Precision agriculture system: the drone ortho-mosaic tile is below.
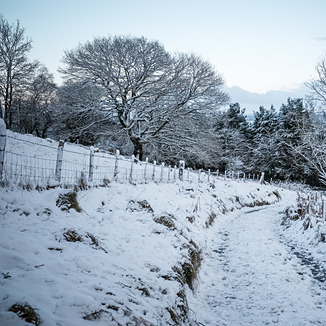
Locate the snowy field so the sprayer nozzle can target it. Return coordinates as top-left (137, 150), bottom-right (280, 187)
top-left (1, 131), bottom-right (326, 325)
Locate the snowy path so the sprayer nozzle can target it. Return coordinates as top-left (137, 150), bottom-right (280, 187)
top-left (188, 202), bottom-right (326, 326)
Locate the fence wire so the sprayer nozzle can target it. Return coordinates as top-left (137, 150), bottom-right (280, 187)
top-left (1, 132), bottom-right (262, 189)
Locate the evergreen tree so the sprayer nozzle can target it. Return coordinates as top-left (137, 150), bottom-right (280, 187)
top-left (275, 98), bottom-right (314, 182)
top-left (214, 103), bottom-right (251, 173)
top-left (250, 106), bottom-right (278, 180)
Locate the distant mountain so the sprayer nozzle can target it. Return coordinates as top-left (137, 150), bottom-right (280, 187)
top-left (226, 84), bottom-right (310, 114)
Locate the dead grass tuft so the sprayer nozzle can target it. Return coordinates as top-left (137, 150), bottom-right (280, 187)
top-left (9, 303), bottom-right (41, 325)
top-left (154, 214), bottom-right (176, 230)
top-left (127, 200), bottom-right (154, 213)
top-left (56, 192), bottom-right (82, 212)
top-left (205, 212), bottom-right (217, 228)
top-left (63, 229), bottom-right (83, 242)
top-left (82, 309), bottom-right (106, 320)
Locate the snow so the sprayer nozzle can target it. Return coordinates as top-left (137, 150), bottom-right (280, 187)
top-left (1, 131), bottom-right (326, 325)
top-left (188, 203), bottom-right (326, 325)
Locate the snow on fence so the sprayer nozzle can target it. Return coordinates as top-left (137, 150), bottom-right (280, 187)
top-left (0, 119), bottom-right (263, 188)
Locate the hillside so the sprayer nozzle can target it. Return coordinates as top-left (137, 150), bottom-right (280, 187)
top-left (1, 132), bottom-right (326, 325)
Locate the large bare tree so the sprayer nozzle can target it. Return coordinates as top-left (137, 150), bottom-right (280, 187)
top-left (59, 36), bottom-right (229, 160)
top-left (0, 16), bottom-right (38, 128)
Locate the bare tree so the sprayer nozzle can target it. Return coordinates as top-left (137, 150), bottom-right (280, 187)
top-left (53, 81), bottom-right (117, 145)
top-left (17, 65), bottom-right (57, 137)
top-left (290, 130), bottom-right (326, 185)
top-left (0, 16), bottom-right (38, 128)
top-left (306, 54), bottom-right (326, 106)
top-left (59, 36), bottom-right (229, 160)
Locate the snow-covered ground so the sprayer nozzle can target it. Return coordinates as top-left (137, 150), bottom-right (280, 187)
top-left (1, 131), bottom-right (326, 325)
top-left (188, 202), bottom-right (326, 325)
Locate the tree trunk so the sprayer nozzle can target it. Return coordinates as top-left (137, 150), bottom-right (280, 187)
top-left (131, 136), bottom-right (144, 161)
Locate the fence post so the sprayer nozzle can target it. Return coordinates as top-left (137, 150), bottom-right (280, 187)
top-left (114, 150), bottom-right (120, 180)
top-left (168, 165), bottom-right (171, 182)
top-left (208, 169), bottom-right (210, 182)
top-left (55, 140), bottom-right (64, 182)
top-left (160, 162), bottom-right (164, 182)
top-left (152, 160), bottom-right (156, 181)
top-left (187, 167), bottom-right (190, 181)
top-left (144, 157), bottom-right (148, 181)
top-left (130, 155), bottom-right (135, 182)
top-left (0, 118), bottom-right (6, 180)
top-left (88, 146), bottom-right (94, 182)
top-left (173, 165), bottom-right (176, 181)
top-left (198, 169), bottom-right (201, 182)
top-left (179, 160), bottom-right (185, 181)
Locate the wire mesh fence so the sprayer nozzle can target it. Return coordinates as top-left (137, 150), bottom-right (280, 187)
top-left (0, 122), bottom-right (263, 189)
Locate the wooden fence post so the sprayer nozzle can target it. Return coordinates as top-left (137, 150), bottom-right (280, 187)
top-left (144, 157), bottom-right (148, 181)
top-left (179, 160), bottom-right (185, 181)
top-left (168, 165), bottom-right (171, 182)
top-left (160, 162), bottom-right (164, 182)
top-left (0, 118), bottom-right (6, 180)
top-left (130, 155), bottom-right (135, 182)
top-left (114, 150), bottom-right (120, 180)
top-left (152, 160), bottom-right (156, 181)
top-left (88, 146), bottom-right (94, 182)
top-left (173, 165), bottom-right (176, 181)
top-left (55, 140), bottom-right (64, 182)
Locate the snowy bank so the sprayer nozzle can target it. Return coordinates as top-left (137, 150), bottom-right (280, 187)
top-left (0, 178), bottom-right (288, 325)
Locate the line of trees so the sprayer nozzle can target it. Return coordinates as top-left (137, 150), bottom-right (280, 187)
top-left (2, 15), bottom-right (326, 186)
top-left (213, 99), bottom-right (326, 185)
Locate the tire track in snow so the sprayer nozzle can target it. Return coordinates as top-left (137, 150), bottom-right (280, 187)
top-left (188, 203), bottom-right (326, 326)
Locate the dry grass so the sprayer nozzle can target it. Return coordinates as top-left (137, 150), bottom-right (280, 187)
top-left (56, 192), bottom-right (82, 212)
top-left (63, 229), bottom-right (83, 242)
top-left (154, 214), bottom-right (176, 230)
top-left (9, 303), bottom-right (41, 325)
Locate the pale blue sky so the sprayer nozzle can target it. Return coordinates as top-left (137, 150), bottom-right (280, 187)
top-left (1, 0), bottom-right (326, 94)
